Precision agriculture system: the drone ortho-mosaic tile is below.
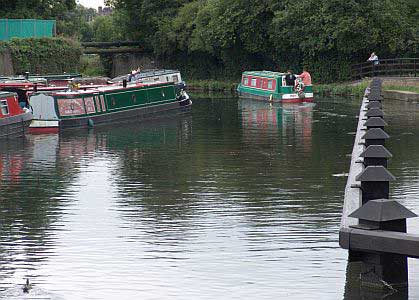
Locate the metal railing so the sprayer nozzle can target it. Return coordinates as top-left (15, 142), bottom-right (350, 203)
top-left (351, 58), bottom-right (418, 80)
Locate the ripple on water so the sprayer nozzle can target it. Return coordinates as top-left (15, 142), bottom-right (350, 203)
top-left (0, 97), bottom-right (417, 299)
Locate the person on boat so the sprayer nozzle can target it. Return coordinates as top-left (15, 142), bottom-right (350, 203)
top-left (284, 70), bottom-right (296, 86)
top-left (128, 69), bottom-right (137, 82)
top-left (298, 68), bottom-right (312, 86)
top-left (367, 52), bottom-right (379, 65)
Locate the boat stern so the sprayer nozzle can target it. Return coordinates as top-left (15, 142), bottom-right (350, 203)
top-left (28, 120), bottom-right (60, 134)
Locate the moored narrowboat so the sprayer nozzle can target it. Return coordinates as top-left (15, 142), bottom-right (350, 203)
top-left (111, 69), bottom-right (186, 92)
top-left (0, 91), bottom-right (33, 138)
top-left (28, 81), bottom-right (191, 133)
top-left (237, 71), bottom-right (314, 103)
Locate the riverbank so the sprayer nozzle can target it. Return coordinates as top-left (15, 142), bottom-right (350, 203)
top-left (79, 59), bottom-right (419, 100)
top-left (187, 78), bottom-right (419, 99)
top-left (187, 80), bottom-right (238, 92)
top-left (316, 77), bottom-right (419, 98)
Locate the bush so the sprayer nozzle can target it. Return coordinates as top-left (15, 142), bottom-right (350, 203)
top-left (187, 79), bottom-right (238, 92)
top-left (80, 54), bottom-right (106, 76)
top-left (4, 37), bottom-right (82, 74)
top-left (315, 81), bottom-right (370, 97)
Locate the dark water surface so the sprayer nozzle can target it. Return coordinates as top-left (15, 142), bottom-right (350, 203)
top-left (0, 95), bottom-right (418, 299)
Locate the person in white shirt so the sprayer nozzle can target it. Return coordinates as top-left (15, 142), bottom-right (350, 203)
top-left (367, 52), bottom-right (379, 65)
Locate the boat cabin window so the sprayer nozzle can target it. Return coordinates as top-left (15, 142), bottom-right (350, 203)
top-left (243, 77), bottom-right (249, 85)
top-left (267, 80), bottom-right (273, 90)
top-left (251, 78), bottom-right (257, 87)
top-left (0, 100), bottom-right (9, 115)
top-left (172, 75), bottom-right (179, 83)
top-left (262, 79), bottom-right (268, 89)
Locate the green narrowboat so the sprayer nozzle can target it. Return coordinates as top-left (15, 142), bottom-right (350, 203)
top-left (28, 81), bottom-right (191, 133)
top-left (237, 71), bottom-right (314, 103)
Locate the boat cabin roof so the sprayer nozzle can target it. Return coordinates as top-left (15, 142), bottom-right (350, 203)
top-left (110, 69), bottom-right (181, 83)
top-left (52, 81), bottom-right (171, 97)
top-left (0, 73), bottom-right (81, 81)
top-left (134, 69), bottom-right (180, 78)
top-left (242, 71), bottom-right (286, 79)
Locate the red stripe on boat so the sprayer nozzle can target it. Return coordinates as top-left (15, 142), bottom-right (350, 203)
top-left (28, 127), bottom-right (59, 134)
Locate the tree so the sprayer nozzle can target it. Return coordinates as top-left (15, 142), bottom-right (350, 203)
top-left (270, 0), bottom-right (417, 81)
top-left (103, 0), bottom-right (419, 81)
top-left (56, 5), bottom-right (97, 39)
top-left (0, 0), bottom-right (76, 19)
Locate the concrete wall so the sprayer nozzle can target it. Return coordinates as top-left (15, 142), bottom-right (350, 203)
top-left (383, 90), bottom-right (419, 102)
top-left (0, 48), bottom-right (14, 75)
top-left (111, 53), bottom-right (162, 78)
top-left (381, 77), bottom-right (419, 87)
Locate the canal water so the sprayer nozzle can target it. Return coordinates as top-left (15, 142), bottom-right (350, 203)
top-left (0, 95), bottom-right (418, 299)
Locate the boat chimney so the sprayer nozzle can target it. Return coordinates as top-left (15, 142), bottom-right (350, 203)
top-left (123, 79), bottom-right (127, 88)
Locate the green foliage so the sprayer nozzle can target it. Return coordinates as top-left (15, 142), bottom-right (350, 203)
top-left (0, 1), bottom-right (97, 43)
top-left (315, 79), bottom-right (419, 97)
top-left (1, 0), bottom-right (417, 82)
top-left (187, 79), bottom-right (238, 92)
top-left (91, 15), bottom-right (124, 42)
top-left (270, 0), bottom-right (417, 82)
top-left (314, 82), bottom-right (369, 98)
top-left (106, 0), bottom-right (418, 82)
top-left (56, 5), bottom-right (97, 40)
top-left (0, 0), bottom-right (76, 19)
top-left (4, 38), bottom-right (82, 74)
top-left (80, 54), bottom-right (106, 76)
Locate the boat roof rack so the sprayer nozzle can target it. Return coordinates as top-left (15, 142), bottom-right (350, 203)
top-left (243, 70), bottom-right (286, 77)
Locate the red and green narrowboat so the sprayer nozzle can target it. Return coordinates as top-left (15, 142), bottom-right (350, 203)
top-left (0, 91), bottom-right (33, 138)
top-left (28, 81), bottom-right (191, 133)
top-left (237, 71), bottom-right (314, 103)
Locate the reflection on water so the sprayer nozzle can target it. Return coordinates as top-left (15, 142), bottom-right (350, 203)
top-left (0, 96), bottom-right (417, 299)
top-left (239, 100), bottom-right (314, 153)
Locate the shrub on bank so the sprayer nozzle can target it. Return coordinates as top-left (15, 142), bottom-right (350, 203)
top-left (314, 82), bottom-right (369, 98)
top-left (80, 54), bottom-right (106, 77)
top-left (187, 80), bottom-right (238, 92)
top-left (0, 37), bottom-right (82, 75)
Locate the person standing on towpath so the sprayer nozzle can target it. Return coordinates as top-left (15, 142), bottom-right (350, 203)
top-left (367, 52), bottom-right (379, 65)
top-left (367, 52), bottom-right (379, 76)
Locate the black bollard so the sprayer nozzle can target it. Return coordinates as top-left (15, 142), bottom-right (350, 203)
top-left (365, 101), bottom-right (382, 109)
top-left (350, 199), bottom-right (416, 231)
top-left (123, 79), bottom-right (127, 88)
top-left (355, 166), bottom-right (395, 204)
top-left (365, 108), bottom-right (384, 119)
top-left (367, 95), bottom-right (383, 102)
top-left (364, 117), bottom-right (387, 130)
top-left (361, 128), bottom-right (390, 147)
top-left (360, 145), bottom-right (392, 167)
top-left (367, 88), bottom-right (383, 101)
top-left (349, 199), bottom-right (416, 289)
